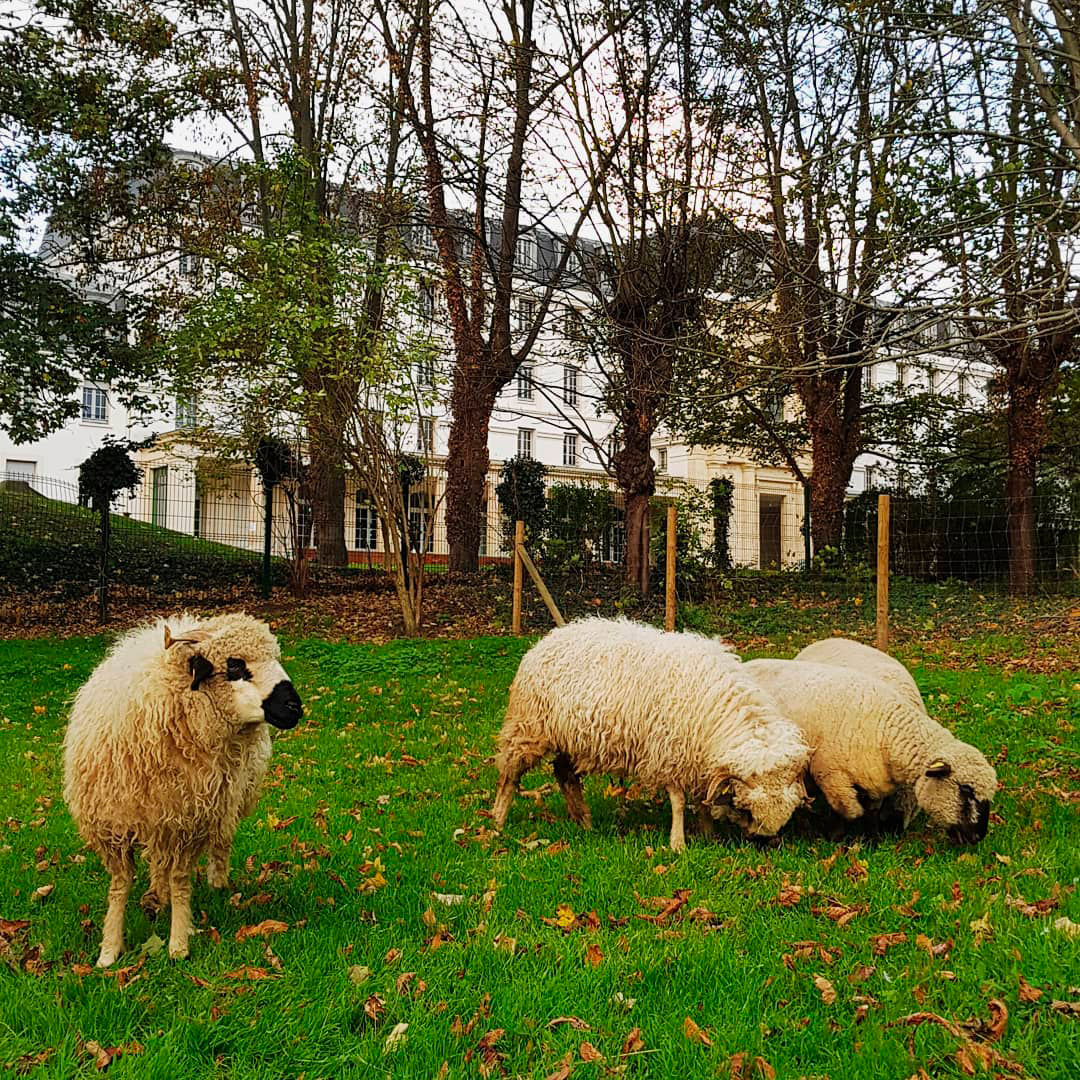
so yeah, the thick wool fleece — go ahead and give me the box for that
[794,637,926,713]
[493,618,809,849]
[63,612,286,964]
[742,658,997,838]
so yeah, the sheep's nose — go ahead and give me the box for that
[263,681,303,729]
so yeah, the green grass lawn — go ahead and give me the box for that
[1,633,1078,1078]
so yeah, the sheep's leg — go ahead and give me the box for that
[667,788,687,852]
[206,827,234,890]
[492,746,545,829]
[167,862,195,960]
[696,804,715,838]
[813,764,866,822]
[97,848,134,968]
[553,753,592,829]
[140,852,171,919]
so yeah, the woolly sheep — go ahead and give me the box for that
[742,658,997,844]
[492,618,810,850]
[63,613,303,965]
[795,637,926,713]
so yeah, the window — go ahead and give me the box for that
[296,503,314,549]
[516,364,534,400]
[929,368,941,393]
[563,306,581,340]
[413,222,435,253]
[419,285,435,321]
[605,434,620,462]
[417,417,434,453]
[175,395,197,429]
[862,364,873,391]
[417,352,436,388]
[151,466,168,527]
[657,447,668,473]
[957,372,968,400]
[763,391,784,423]
[355,492,378,550]
[514,298,536,334]
[563,365,579,406]
[178,252,200,279]
[563,433,578,467]
[408,491,433,552]
[517,428,534,458]
[4,460,35,482]
[82,386,108,423]
[864,464,877,490]
[517,233,538,270]
[896,362,908,389]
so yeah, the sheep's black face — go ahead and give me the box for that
[946,784,990,845]
[262,680,303,729]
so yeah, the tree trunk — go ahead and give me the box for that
[445,375,497,574]
[307,418,348,567]
[614,429,656,594]
[1005,382,1043,594]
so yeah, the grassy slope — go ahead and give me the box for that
[0,635,1077,1079]
[0,491,267,593]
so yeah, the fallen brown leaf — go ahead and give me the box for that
[813,974,837,1004]
[871,931,908,956]
[223,965,272,981]
[547,1017,591,1031]
[775,884,804,908]
[753,1056,776,1079]
[234,919,289,943]
[848,964,876,985]
[579,1042,604,1063]
[620,1027,645,1059]
[1050,1000,1080,1017]
[584,943,603,968]
[813,899,868,927]
[1018,975,1043,1003]
[544,1051,573,1080]
[364,994,386,1022]
[682,1016,712,1047]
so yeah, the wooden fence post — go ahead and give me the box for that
[512,519,524,635]
[665,504,677,631]
[876,494,890,651]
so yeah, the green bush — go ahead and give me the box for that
[495,455,547,551]
[543,483,620,573]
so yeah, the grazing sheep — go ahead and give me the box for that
[63,613,303,965]
[492,619,810,850]
[742,658,996,844]
[795,637,926,713]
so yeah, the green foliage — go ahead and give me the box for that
[709,476,734,570]
[650,485,714,596]
[0,0,193,441]
[495,455,548,550]
[543,483,619,572]
[77,439,142,513]
[399,454,426,491]
[254,436,300,489]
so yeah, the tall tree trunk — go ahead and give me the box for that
[445,374,497,574]
[1005,378,1043,594]
[804,395,860,555]
[306,398,349,566]
[614,428,656,593]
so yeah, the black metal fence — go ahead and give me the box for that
[1,468,1076,623]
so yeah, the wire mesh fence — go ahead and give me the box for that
[1,463,1076,622]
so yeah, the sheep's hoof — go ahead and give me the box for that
[168,944,189,961]
[206,871,229,890]
[96,948,121,968]
[139,891,163,919]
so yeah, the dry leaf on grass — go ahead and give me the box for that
[775,884,804,908]
[1018,975,1043,1002]
[682,1016,712,1047]
[383,1022,408,1052]
[1053,916,1080,938]
[813,899,867,927]
[234,919,288,942]
[871,931,908,956]
[584,943,603,968]
[620,1027,645,1059]
[579,1042,604,1063]
[547,1016,591,1031]
[1050,1000,1080,1018]
[223,965,273,981]
[813,975,837,1004]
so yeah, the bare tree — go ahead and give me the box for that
[374,0,634,573]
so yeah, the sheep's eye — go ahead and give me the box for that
[226,658,252,682]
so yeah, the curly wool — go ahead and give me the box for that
[494,618,809,845]
[794,637,926,713]
[63,612,286,963]
[742,658,997,835]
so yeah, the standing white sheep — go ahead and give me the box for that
[493,618,809,850]
[742,658,997,844]
[795,637,926,713]
[63,613,303,965]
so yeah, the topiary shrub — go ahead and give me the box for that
[495,455,548,551]
[544,483,620,573]
[78,439,143,514]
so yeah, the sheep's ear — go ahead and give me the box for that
[706,774,735,802]
[189,654,215,690]
[165,626,210,650]
[925,760,952,779]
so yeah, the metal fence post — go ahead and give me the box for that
[261,480,274,599]
[98,503,110,625]
[876,493,891,651]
